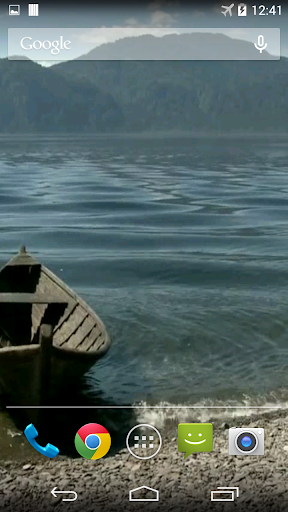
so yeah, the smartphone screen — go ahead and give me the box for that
[0,1,286,511]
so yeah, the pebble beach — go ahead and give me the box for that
[1,409,288,512]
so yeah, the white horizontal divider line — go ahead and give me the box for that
[6,405,283,409]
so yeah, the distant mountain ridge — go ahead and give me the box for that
[79,32,275,61]
[0,32,288,133]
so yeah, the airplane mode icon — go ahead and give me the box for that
[221,3,234,16]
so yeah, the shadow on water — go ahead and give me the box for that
[1,378,137,459]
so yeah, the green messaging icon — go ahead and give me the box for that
[178,423,213,459]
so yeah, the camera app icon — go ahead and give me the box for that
[228,427,264,456]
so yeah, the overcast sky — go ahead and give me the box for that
[1,0,287,58]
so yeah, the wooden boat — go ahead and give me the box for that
[0,246,110,409]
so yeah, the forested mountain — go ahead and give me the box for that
[54,33,288,132]
[1,33,288,133]
[0,58,123,132]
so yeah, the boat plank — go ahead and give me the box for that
[63,316,96,350]
[54,305,89,346]
[31,271,58,340]
[0,293,68,304]
[35,271,54,294]
[7,254,40,266]
[78,325,102,352]
[36,271,71,302]
[88,332,107,352]
[31,303,47,340]
[42,267,78,301]
[54,301,78,332]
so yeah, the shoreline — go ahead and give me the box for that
[1,408,288,511]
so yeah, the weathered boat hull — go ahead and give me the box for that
[0,344,102,404]
[0,247,111,418]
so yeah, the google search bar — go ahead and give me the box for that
[8,28,280,61]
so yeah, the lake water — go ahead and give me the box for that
[1,134,288,436]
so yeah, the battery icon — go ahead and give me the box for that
[238,3,247,16]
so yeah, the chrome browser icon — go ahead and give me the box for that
[75,423,111,460]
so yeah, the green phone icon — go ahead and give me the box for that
[24,423,59,458]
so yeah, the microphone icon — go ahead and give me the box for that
[254,35,267,53]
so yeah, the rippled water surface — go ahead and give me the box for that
[1,134,288,409]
